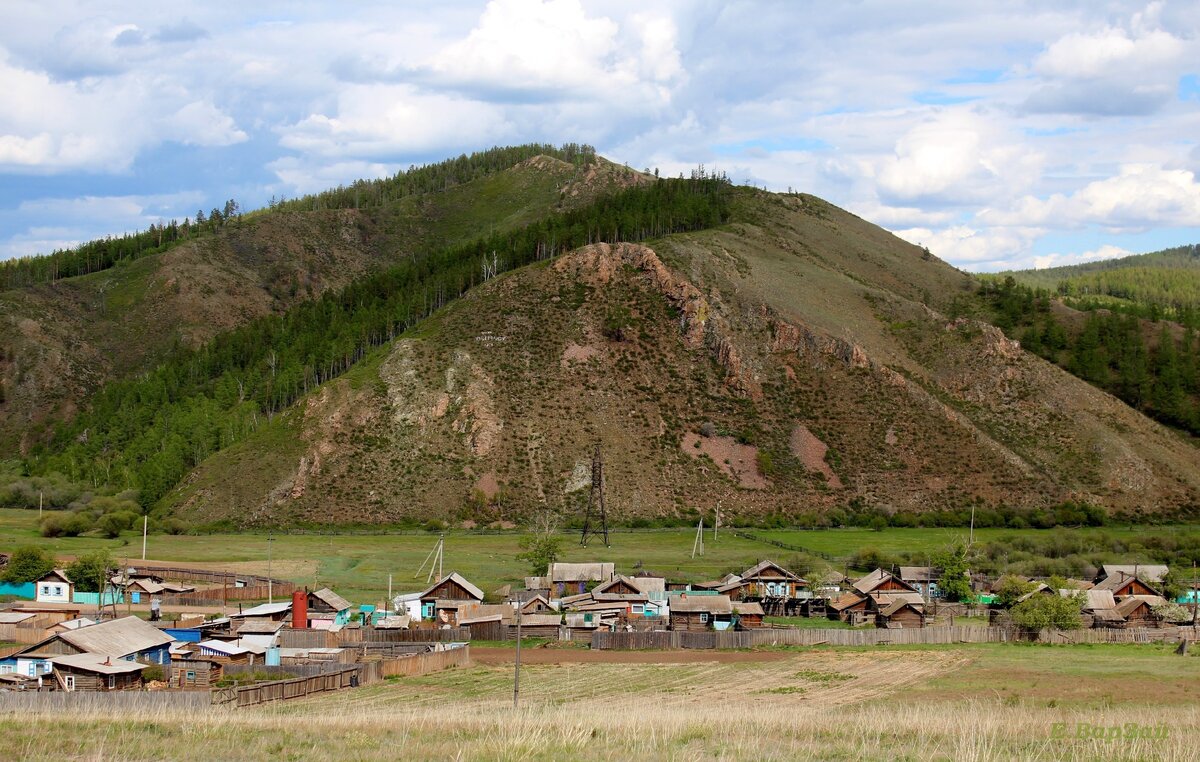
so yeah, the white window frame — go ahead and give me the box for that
[65,675,75,691]
[700,613,709,623]
[107,675,116,689]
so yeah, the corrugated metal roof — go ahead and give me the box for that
[53,653,147,675]
[236,619,284,634]
[233,602,292,617]
[56,616,172,657]
[852,569,890,594]
[740,560,806,583]
[53,617,98,631]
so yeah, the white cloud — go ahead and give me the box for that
[1032,244,1133,270]
[893,224,1041,267]
[267,157,395,196]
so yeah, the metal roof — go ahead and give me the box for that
[236,619,284,634]
[55,616,173,657]
[53,617,98,631]
[52,653,147,675]
[732,602,765,616]
[1100,565,1168,585]
[898,566,938,582]
[233,602,292,617]
[0,612,36,624]
[740,560,806,583]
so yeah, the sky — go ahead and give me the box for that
[1,1,1198,272]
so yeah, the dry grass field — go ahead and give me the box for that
[3,643,1198,760]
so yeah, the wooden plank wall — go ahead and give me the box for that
[163,582,298,607]
[0,690,213,712]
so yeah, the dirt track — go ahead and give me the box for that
[469,646,793,665]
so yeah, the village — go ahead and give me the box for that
[1,550,1196,706]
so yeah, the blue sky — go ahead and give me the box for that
[1,1,1199,272]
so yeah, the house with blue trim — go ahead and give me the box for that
[2,615,173,679]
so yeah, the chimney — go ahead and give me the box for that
[292,589,308,630]
[104,656,111,666]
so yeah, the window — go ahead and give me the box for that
[632,605,644,614]
[0,665,11,674]
[65,675,75,691]
[700,613,709,623]
[186,671,196,681]
[40,586,50,596]
[53,586,63,596]
[107,675,116,689]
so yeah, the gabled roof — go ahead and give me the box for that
[879,599,923,617]
[519,594,553,611]
[549,563,615,583]
[871,591,925,607]
[1100,565,1168,585]
[740,560,806,583]
[671,595,732,614]
[829,592,867,611]
[1094,575,1161,595]
[593,575,645,595]
[198,639,252,656]
[37,569,72,584]
[852,569,917,594]
[52,653,147,675]
[43,616,172,658]
[419,572,484,601]
[309,587,352,612]
[1114,597,1157,617]
[1065,589,1116,611]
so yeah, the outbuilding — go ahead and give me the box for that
[52,653,147,692]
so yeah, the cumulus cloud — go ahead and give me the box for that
[1031,244,1133,270]
[1023,4,1193,116]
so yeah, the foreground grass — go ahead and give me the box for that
[4,645,1198,760]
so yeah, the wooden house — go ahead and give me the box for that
[732,601,765,629]
[898,567,940,599]
[306,588,353,629]
[519,594,555,615]
[548,563,615,596]
[1095,574,1161,600]
[419,573,485,621]
[593,576,644,596]
[828,593,870,623]
[34,570,73,604]
[170,656,223,688]
[510,614,561,638]
[876,599,925,628]
[1096,565,1168,587]
[670,595,733,631]
[52,653,146,692]
[739,560,808,600]
[15,615,173,667]
[852,569,920,596]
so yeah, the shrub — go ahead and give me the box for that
[0,546,57,583]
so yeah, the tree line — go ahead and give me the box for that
[27,175,733,508]
[0,143,598,291]
[979,277,1200,435]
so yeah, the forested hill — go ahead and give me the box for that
[996,243,1200,324]
[0,144,643,453]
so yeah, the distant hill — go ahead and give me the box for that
[996,243,1200,320]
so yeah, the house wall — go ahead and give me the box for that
[880,608,924,628]
[424,579,479,602]
[736,614,764,629]
[670,612,711,632]
[35,581,72,603]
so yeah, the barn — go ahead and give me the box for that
[419,573,485,621]
[670,595,733,631]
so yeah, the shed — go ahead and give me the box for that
[510,613,561,638]
[197,639,257,665]
[732,601,765,629]
[828,593,870,622]
[34,570,73,604]
[876,600,926,629]
[670,595,733,631]
[593,576,644,596]
[52,653,146,692]
[1114,597,1160,628]
[231,602,293,622]
[307,588,353,629]
[170,656,223,689]
[519,594,555,614]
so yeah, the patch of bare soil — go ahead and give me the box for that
[681,431,767,489]
[560,342,600,366]
[789,424,843,488]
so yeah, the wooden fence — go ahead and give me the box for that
[212,665,359,707]
[358,645,471,683]
[343,627,471,644]
[124,563,288,588]
[591,625,1197,650]
[163,582,297,607]
[0,690,215,713]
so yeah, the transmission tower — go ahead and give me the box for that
[580,444,609,547]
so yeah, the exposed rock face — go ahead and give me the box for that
[681,431,767,489]
[789,425,843,488]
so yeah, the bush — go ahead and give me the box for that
[1010,590,1084,630]
[0,546,57,583]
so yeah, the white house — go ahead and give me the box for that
[35,569,74,603]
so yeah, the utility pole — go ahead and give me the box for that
[141,515,148,561]
[969,504,976,547]
[267,534,274,604]
[691,518,705,559]
[388,574,393,614]
[39,491,43,519]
